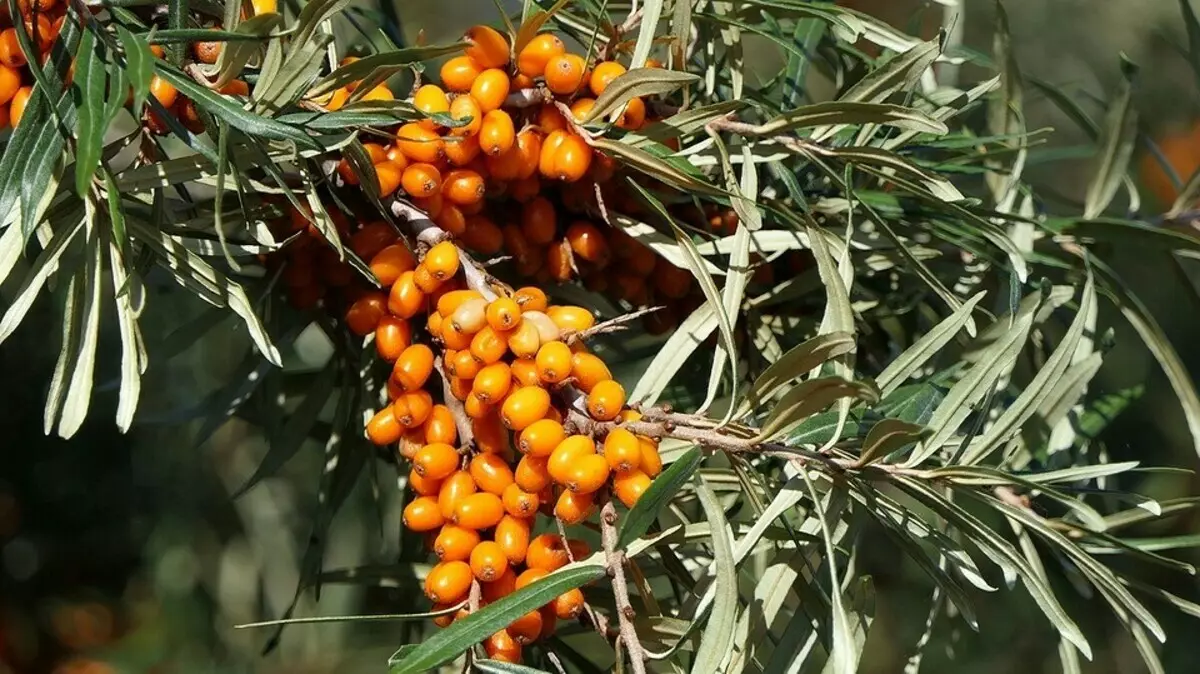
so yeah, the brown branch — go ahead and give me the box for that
[564,306,664,345]
[601,499,647,674]
[556,516,609,637]
[437,358,474,450]
[504,87,549,109]
[391,200,498,301]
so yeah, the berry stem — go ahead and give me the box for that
[600,499,648,674]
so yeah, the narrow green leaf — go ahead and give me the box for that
[756,377,878,443]
[513,0,571,54]
[593,137,723,196]
[736,332,856,418]
[629,303,716,404]
[388,564,605,674]
[617,447,702,549]
[856,418,926,467]
[72,30,107,196]
[214,13,284,89]
[629,0,664,69]
[117,26,155,117]
[1083,58,1138,219]
[107,236,144,432]
[53,220,103,439]
[308,43,468,97]
[584,68,699,124]
[0,212,86,344]
[758,101,947,136]
[474,660,554,674]
[801,471,858,674]
[691,476,738,673]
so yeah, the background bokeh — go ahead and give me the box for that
[3,0,1200,672]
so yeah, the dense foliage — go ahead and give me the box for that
[2,0,1200,672]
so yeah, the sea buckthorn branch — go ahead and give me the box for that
[436,356,475,449]
[600,498,648,674]
[562,305,664,344]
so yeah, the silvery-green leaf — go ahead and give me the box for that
[690,476,738,673]
[1083,58,1138,219]
[0,211,86,345]
[736,332,856,418]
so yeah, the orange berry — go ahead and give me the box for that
[402,496,445,532]
[514,286,549,312]
[515,455,552,492]
[464,393,492,419]
[392,389,434,427]
[500,386,551,430]
[515,567,549,590]
[484,299,521,333]
[470,68,510,112]
[451,349,483,379]
[544,53,588,95]
[413,84,450,129]
[640,438,663,476]
[562,454,610,494]
[444,135,482,166]
[431,603,465,628]
[517,33,565,77]
[373,159,404,196]
[414,442,460,480]
[448,375,473,401]
[538,129,569,177]
[547,435,596,483]
[401,162,442,198]
[571,353,612,393]
[440,55,483,92]
[511,359,542,388]
[549,134,593,182]
[369,244,417,286]
[437,289,483,317]
[361,84,394,101]
[508,608,544,645]
[436,203,468,236]
[149,75,178,108]
[387,271,425,319]
[555,489,595,524]
[0,29,25,68]
[501,483,540,518]
[193,39,222,65]
[450,297,489,334]
[438,470,477,520]
[442,320,474,351]
[469,452,515,495]
[546,240,574,282]
[473,412,509,454]
[566,220,610,265]
[484,629,522,664]
[454,492,506,529]
[589,61,627,96]
[534,341,573,384]
[603,428,642,473]
[471,362,512,404]
[518,419,566,458]
[553,588,586,620]
[537,104,568,132]
[351,221,398,260]
[495,515,532,564]
[507,320,542,359]
[616,96,647,129]
[526,534,570,571]
[366,406,403,446]
[510,174,541,202]
[0,65,18,106]
[586,379,625,421]
[345,291,387,336]
[470,326,509,364]
[425,560,473,603]
[442,169,486,206]
[465,25,510,68]
[449,94,483,136]
[461,214,505,255]
[434,524,481,562]
[547,305,596,332]
[423,240,461,281]
[409,468,443,496]
[613,469,652,507]
[395,123,444,163]
[569,97,595,121]
[479,109,516,156]
[470,540,510,582]
[392,343,434,391]
[423,404,458,445]
[481,567,518,602]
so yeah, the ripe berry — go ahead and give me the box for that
[345,291,387,336]
[464,394,492,419]
[507,321,542,359]
[470,540,509,581]
[409,468,443,496]
[586,379,626,421]
[517,33,566,77]
[469,452,515,495]
[374,316,413,362]
[501,483,540,518]
[392,344,434,391]
[544,53,588,95]
[566,220,610,265]
[589,60,627,96]
[563,454,610,494]
[548,134,593,182]
[553,588,586,620]
[413,84,450,129]
[423,405,458,446]
[483,629,522,664]
[514,455,552,492]
[401,162,442,198]
[616,96,647,130]
[0,65,19,106]
[361,85,394,101]
[451,349,482,379]
[495,515,532,563]
[351,221,398,260]
[438,470,477,520]
[461,214,505,255]
[149,75,178,108]
[434,524,480,562]
[548,435,596,483]
[387,272,424,318]
[514,286,549,312]
[395,123,444,163]
[613,469,652,507]
[414,442,460,480]
[449,94,483,136]
[518,419,566,458]
[501,386,551,430]
[423,241,461,281]
[470,68,510,112]
[481,567,518,602]
[440,55,483,92]
[555,489,595,524]
[535,341,573,384]
[402,496,445,532]
[464,25,510,69]
[603,428,642,473]
[526,533,572,572]
[443,134,482,166]
[640,438,663,476]
[511,360,542,387]
[193,39,222,65]
[453,492,506,529]
[473,412,509,454]
[366,406,403,446]
[485,297,521,332]
[522,310,561,343]
[442,169,486,206]
[424,560,473,603]
[0,29,25,68]
[392,390,433,427]
[472,363,512,404]
[571,352,612,392]
[451,297,489,334]
[547,305,596,332]
[538,130,568,177]
[470,326,509,364]
[479,110,516,156]
[369,244,416,286]
[508,609,544,645]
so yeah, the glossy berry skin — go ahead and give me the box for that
[392,344,434,391]
[434,524,481,562]
[640,438,664,476]
[603,427,642,473]
[586,379,626,421]
[613,469,652,507]
[413,84,450,129]
[453,492,506,529]
[501,386,552,431]
[481,567,518,603]
[514,455,552,492]
[589,60,627,96]
[544,53,588,95]
[425,560,473,603]
[554,489,594,524]
[438,470,478,520]
[464,25,510,68]
[553,588,586,619]
[562,454,610,494]
[526,533,572,571]
[495,514,532,564]
[571,352,612,393]
[470,68,510,112]
[469,452,515,495]
[508,609,544,645]
[392,390,433,427]
[440,55,483,92]
[402,496,445,532]
[518,419,566,458]
[479,110,516,156]
[548,435,596,484]
[366,406,403,446]
[517,33,565,77]
[484,629,522,664]
[470,540,509,581]
[535,341,573,384]
[501,483,540,518]
[414,443,460,480]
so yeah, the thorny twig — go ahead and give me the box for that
[601,500,648,674]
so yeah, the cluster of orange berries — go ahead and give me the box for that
[0,0,70,128]
[326,237,660,663]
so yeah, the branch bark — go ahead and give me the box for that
[601,499,647,674]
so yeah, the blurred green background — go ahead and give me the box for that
[4,1,1200,672]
